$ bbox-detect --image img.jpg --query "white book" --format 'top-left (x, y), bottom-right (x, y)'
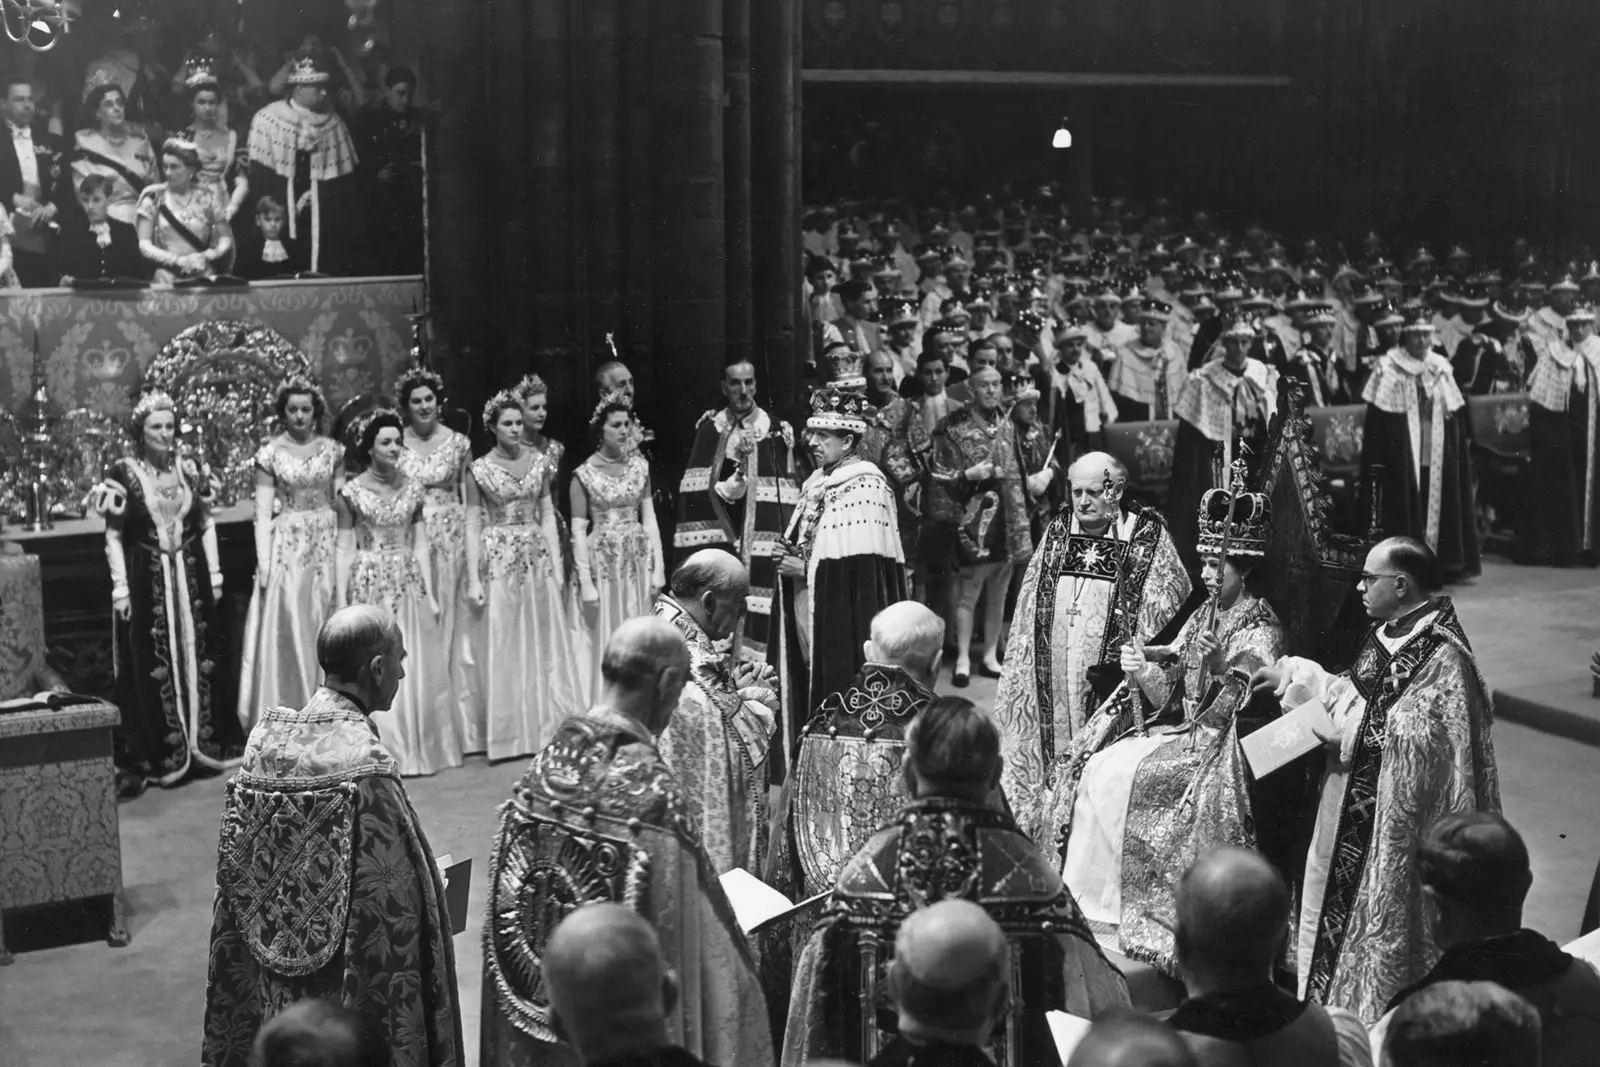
top-left (1241, 698), bottom-right (1334, 778)
top-left (719, 868), bottom-right (795, 935)
top-left (1046, 1010), bottom-right (1093, 1063)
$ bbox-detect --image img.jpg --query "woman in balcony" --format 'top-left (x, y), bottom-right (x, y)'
top-left (135, 137), bottom-right (233, 284)
top-left (176, 61), bottom-right (248, 224)
top-left (66, 79), bottom-right (154, 229)
top-left (235, 376), bottom-right (343, 731)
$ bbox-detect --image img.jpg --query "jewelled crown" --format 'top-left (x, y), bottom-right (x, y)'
top-left (807, 384), bottom-right (870, 435)
top-left (822, 343), bottom-right (864, 386)
top-left (1197, 485), bottom-right (1272, 558)
top-left (286, 52), bottom-right (332, 86)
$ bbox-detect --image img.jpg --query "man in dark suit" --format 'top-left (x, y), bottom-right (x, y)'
top-left (0, 77), bottom-right (63, 286)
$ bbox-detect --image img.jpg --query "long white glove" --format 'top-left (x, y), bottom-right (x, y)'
top-left (104, 525), bottom-right (130, 620)
top-left (335, 527), bottom-right (355, 607)
top-left (572, 516), bottom-right (598, 604)
top-left (641, 501), bottom-right (666, 591)
top-left (1025, 467), bottom-right (1054, 498)
top-left (465, 503), bottom-right (485, 607)
top-left (253, 482), bottom-right (275, 590)
top-left (201, 511), bottom-right (223, 600)
top-left (540, 491), bottom-right (562, 582)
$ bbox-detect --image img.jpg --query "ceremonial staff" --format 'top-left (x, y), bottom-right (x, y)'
top-left (1185, 458), bottom-right (1248, 673)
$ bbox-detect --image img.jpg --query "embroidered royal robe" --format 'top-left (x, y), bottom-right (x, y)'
top-left (674, 405), bottom-right (802, 662)
top-left (481, 707), bottom-right (773, 1067)
top-left (992, 507), bottom-right (1191, 844)
top-left (1275, 598), bottom-right (1500, 1023)
top-left (780, 796), bottom-right (1131, 1067)
top-left (654, 594), bottom-right (777, 875)
top-left (200, 688), bottom-right (463, 1067)
top-left (1045, 593), bottom-right (1286, 974)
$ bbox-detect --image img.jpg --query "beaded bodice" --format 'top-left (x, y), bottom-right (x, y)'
top-left (342, 479), bottom-right (422, 552)
top-left (399, 430), bottom-right (470, 508)
top-left (472, 454), bottom-right (550, 526)
top-left (258, 437), bottom-right (341, 512)
top-left (576, 455), bottom-right (647, 526)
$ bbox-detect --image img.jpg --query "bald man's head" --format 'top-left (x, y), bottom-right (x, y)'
top-left (1067, 1013), bottom-right (1197, 1067)
top-left (544, 904), bottom-right (677, 1062)
top-left (252, 998), bottom-right (389, 1067)
top-left (669, 550), bottom-right (750, 640)
top-left (599, 617), bottom-right (690, 734)
top-left (1066, 450), bottom-right (1126, 491)
top-left (1066, 451), bottom-right (1126, 532)
top-left (866, 600), bottom-right (945, 685)
top-left (317, 605), bottom-right (404, 713)
top-left (1175, 846), bottom-right (1290, 984)
top-left (888, 901), bottom-right (1010, 1041)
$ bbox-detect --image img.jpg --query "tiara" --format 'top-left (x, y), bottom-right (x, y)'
top-left (131, 389), bottom-right (176, 427)
top-left (276, 373), bottom-right (324, 405)
top-left (482, 389), bottom-right (524, 429)
top-left (350, 406), bottom-right (401, 450)
top-left (162, 136), bottom-right (200, 158)
top-left (590, 389), bottom-right (633, 429)
top-left (515, 373), bottom-right (548, 399)
top-left (83, 68), bottom-right (121, 101)
top-left (396, 367), bottom-right (445, 404)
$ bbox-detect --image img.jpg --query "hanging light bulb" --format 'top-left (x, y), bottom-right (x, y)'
top-left (1052, 117), bottom-right (1072, 149)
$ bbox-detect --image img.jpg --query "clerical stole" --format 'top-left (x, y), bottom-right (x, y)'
top-left (994, 507), bottom-right (1190, 844)
top-left (1292, 599), bottom-right (1499, 1022)
top-left (675, 407), bottom-right (801, 662)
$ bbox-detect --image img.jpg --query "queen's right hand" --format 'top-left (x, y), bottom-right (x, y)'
top-left (1118, 642), bottom-right (1146, 674)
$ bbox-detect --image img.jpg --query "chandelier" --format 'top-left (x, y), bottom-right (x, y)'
top-left (2, 0), bottom-right (72, 52)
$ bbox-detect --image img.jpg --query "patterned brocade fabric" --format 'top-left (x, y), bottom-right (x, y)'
top-left (780, 797), bottom-right (1130, 1067)
top-left (482, 708), bottom-right (772, 1067)
top-left (201, 689), bottom-right (463, 1067)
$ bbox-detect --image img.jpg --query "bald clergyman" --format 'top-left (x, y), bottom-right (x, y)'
top-left (993, 451), bottom-right (1190, 842)
top-left (655, 549), bottom-right (779, 874)
top-left (202, 605), bottom-right (464, 1067)
top-left (482, 617), bottom-right (773, 1067)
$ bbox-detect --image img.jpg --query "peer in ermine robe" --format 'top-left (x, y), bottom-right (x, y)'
top-left (771, 384), bottom-right (908, 773)
top-left (673, 389), bottom-right (802, 663)
top-left (1165, 318), bottom-right (1278, 573)
top-left (1045, 584), bottom-right (1284, 976)
top-left (1360, 323), bottom-right (1481, 581)
top-left (780, 794), bottom-right (1131, 1067)
top-left (481, 707), bottom-right (773, 1067)
top-left (654, 592), bottom-right (777, 874)
top-left (1108, 304), bottom-right (1188, 423)
top-left (201, 688), bottom-right (463, 1067)
top-left (1524, 314), bottom-right (1600, 566)
top-left (993, 461), bottom-right (1190, 843)
top-left (1273, 596), bottom-right (1499, 1023)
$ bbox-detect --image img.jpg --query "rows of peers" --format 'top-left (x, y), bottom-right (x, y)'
top-left (0, 31), bottom-right (423, 286)
top-left (805, 194), bottom-right (1600, 575)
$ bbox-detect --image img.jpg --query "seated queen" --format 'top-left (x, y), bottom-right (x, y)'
top-left (1038, 473), bottom-right (1287, 974)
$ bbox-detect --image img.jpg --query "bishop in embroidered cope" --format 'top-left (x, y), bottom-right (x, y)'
top-left (1257, 538), bottom-right (1499, 1023)
top-left (653, 568), bottom-right (778, 876)
top-left (201, 683), bottom-right (464, 1067)
top-left (481, 618), bottom-right (772, 1067)
top-left (992, 452), bottom-right (1190, 844)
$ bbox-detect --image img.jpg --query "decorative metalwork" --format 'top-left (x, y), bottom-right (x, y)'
top-left (142, 321), bottom-right (312, 507)
top-left (2, 0), bottom-right (71, 52)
